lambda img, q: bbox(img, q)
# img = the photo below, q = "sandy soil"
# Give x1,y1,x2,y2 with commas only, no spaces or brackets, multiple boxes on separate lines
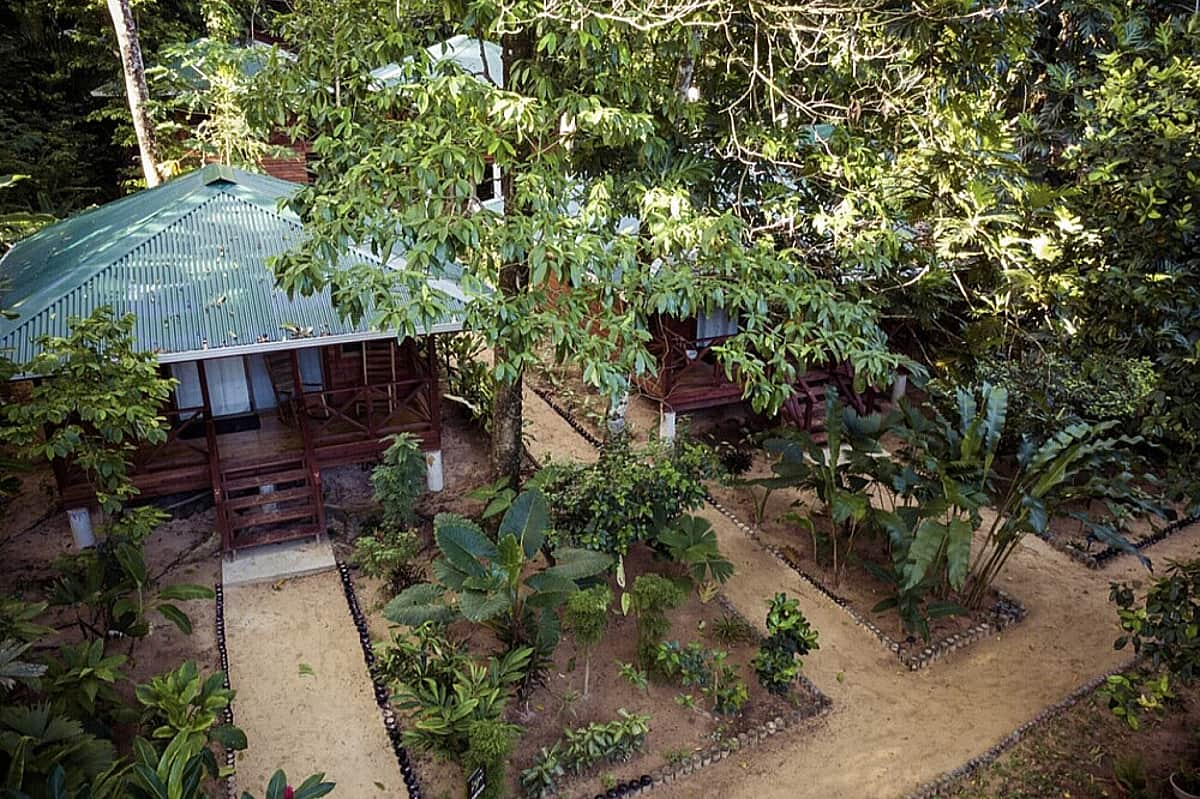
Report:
223,570,402,797
519,384,1200,799
0,466,221,687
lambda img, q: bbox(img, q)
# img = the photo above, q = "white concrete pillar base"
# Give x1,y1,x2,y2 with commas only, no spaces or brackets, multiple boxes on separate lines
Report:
659,409,677,442
425,449,445,492
67,507,95,549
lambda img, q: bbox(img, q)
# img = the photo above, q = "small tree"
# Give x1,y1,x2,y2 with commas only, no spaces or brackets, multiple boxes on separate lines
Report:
563,584,611,697
370,433,425,530
629,574,685,670
2,308,175,513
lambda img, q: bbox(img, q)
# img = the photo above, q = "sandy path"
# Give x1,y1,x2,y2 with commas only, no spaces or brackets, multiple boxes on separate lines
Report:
520,388,1200,798
224,571,402,797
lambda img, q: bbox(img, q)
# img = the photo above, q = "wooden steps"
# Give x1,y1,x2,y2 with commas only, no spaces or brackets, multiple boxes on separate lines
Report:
219,456,324,552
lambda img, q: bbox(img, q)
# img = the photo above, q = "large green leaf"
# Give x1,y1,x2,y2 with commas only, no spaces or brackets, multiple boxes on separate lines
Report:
524,571,579,608
383,583,457,626
457,590,511,623
902,519,948,592
543,548,612,581
434,514,495,577
945,517,973,590
498,489,549,559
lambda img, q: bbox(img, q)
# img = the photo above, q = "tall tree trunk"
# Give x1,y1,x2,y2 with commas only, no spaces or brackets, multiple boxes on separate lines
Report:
106,0,161,186
490,28,533,487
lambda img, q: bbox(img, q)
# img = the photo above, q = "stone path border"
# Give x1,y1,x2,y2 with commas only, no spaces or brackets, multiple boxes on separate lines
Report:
334,558,423,799
902,655,1140,798
214,583,237,799
527,384,1030,672
1033,513,1200,569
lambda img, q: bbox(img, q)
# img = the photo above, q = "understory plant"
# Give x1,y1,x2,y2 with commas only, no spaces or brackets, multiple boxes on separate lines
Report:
752,593,819,695
384,489,612,688
654,641,748,715
744,392,893,586
520,710,650,798
381,621,531,757
563,584,611,697
652,515,734,589
629,574,685,669
371,432,425,530
352,525,421,596
1103,558,1200,729
531,435,719,559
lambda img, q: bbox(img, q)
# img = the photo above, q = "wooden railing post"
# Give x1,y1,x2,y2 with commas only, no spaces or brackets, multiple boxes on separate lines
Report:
290,350,325,534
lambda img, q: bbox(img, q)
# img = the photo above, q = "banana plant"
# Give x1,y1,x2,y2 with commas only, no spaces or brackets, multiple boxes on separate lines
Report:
751,391,894,586
384,489,612,653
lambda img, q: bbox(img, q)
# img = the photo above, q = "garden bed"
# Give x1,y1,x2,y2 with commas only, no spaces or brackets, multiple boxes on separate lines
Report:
1036,498,1199,569
355,542,830,799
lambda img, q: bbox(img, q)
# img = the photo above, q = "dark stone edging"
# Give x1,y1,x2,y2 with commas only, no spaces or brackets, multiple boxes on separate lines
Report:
213,583,237,799
902,655,1140,798
528,384,1029,672
333,559,425,799
704,495,1029,672
1034,513,1200,569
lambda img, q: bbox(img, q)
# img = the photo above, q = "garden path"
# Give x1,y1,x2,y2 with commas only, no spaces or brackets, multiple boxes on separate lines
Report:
224,571,404,797
521,388,1200,799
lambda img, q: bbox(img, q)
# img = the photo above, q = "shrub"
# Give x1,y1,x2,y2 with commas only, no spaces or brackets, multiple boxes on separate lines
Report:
371,433,426,529
752,593,819,695
563,584,611,697
654,641,748,715
463,718,520,799
443,332,494,431
521,709,651,796
709,613,756,646
1104,558,1200,728
352,525,421,595
652,515,734,587
532,435,720,558
630,574,685,668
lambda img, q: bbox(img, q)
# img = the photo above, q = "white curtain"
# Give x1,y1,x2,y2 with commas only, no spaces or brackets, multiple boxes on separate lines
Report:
171,358,251,416
696,307,738,346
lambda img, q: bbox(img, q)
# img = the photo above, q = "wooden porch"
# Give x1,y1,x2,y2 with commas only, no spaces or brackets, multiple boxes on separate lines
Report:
638,313,878,431
58,337,441,553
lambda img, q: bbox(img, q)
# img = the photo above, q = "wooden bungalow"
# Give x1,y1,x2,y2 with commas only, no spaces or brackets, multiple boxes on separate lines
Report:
0,165,467,553
637,309,880,439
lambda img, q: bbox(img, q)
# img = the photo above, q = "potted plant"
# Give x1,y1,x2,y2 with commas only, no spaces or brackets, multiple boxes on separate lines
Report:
1171,767,1200,799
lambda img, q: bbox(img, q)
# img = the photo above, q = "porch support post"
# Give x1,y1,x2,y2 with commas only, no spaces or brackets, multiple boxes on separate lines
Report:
197,360,230,551
424,336,444,492
659,405,677,442
290,349,325,530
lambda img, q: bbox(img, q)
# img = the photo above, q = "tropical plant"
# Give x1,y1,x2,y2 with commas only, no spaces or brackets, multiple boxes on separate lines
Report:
531,436,719,559
0,599,53,644
134,660,242,749
519,743,564,799
616,661,647,693
653,515,734,588
521,707,651,795
242,771,336,799
563,584,611,697
384,489,611,659
352,525,421,596
467,476,519,521
443,332,494,432
1104,558,1200,728
747,392,894,586
42,640,130,727
50,507,215,641
752,593,819,696
389,640,531,758
653,641,747,715
1,308,177,513
709,613,756,646
371,432,425,530
629,574,685,669
0,639,46,693
0,703,119,795
462,718,519,799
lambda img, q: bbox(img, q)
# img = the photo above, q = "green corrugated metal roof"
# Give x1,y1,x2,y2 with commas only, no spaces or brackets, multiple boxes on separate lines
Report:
0,165,464,365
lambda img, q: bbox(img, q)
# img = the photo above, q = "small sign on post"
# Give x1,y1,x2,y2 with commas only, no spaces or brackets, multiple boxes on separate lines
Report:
467,767,486,799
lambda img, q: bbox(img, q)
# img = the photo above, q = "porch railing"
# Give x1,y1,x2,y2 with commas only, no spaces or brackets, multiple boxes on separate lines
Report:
301,377,436,448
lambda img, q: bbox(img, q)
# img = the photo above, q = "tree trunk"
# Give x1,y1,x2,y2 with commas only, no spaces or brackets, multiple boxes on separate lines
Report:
106,0,161,186
489,28,534,487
